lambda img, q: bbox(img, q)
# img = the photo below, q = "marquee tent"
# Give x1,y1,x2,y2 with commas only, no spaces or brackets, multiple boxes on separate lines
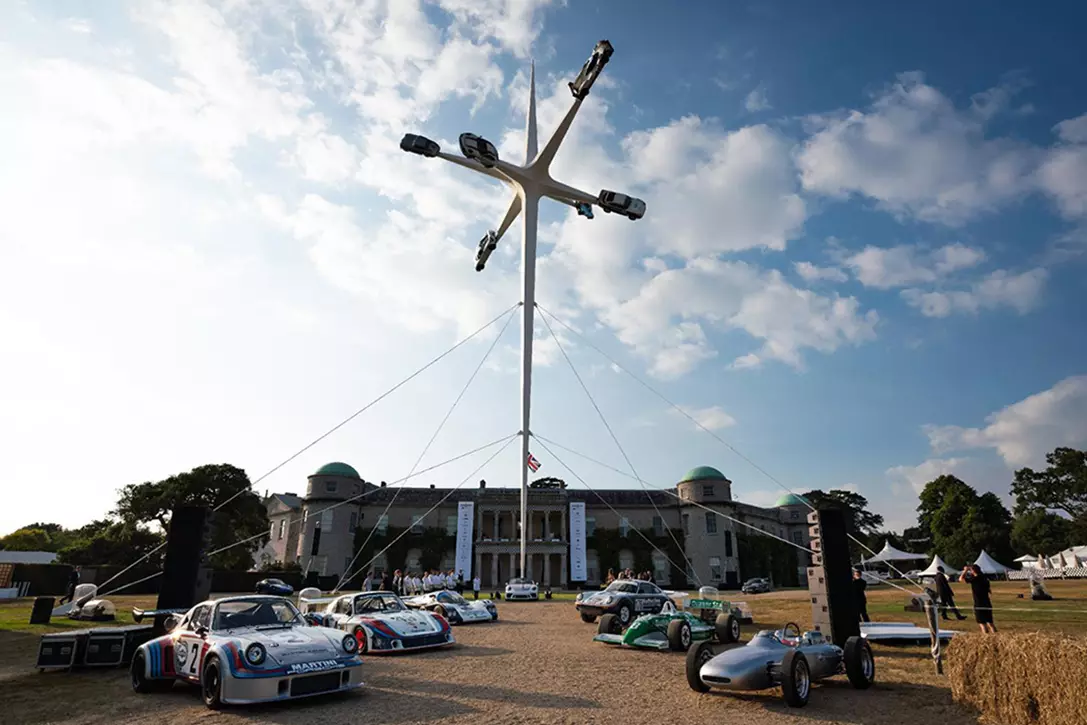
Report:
861,542,927,564
918,554,955,577
973,550,1011,575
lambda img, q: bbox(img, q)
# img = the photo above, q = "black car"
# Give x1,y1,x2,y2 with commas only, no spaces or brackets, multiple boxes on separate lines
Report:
255,578,294,596
575,580,672,628
400,133,440,157
569,40,614,99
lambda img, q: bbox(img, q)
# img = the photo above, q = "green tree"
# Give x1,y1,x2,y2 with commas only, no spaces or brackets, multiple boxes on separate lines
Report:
1011,509,1073,557
58,519,165,567
917,475,1013,565
1011,447,1087,519
115,463,268,570
0,527,55,551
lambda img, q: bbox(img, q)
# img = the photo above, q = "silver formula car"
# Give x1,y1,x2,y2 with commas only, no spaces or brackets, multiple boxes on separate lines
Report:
302,590,455,655
130,595,363,709
686,622,874,707
403,589,497,624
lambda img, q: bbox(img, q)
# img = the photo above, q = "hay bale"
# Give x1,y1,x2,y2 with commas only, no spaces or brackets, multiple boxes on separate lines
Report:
947,632,1087,725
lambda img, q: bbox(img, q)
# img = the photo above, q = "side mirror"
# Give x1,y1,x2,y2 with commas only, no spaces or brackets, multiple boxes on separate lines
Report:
163,614,181,632
195,625,209,637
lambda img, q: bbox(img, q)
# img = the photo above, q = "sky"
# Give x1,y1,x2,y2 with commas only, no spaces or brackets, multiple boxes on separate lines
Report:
2,0,1086,537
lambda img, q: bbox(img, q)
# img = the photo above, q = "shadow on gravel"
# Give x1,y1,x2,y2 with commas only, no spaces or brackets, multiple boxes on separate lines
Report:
228,688,469,724
447,644,514,657
375,674,601,710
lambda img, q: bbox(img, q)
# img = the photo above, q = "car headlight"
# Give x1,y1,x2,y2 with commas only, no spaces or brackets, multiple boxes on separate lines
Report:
342,635,358,653
244,643,266,666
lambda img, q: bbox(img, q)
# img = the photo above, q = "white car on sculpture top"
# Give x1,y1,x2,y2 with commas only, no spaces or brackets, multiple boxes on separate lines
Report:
458,133,499,168
403,590,498,624
300,590,454,655
597,190,646,220
505,578,539,601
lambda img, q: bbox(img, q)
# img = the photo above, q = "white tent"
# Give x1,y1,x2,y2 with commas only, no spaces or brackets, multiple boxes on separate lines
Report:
861,542,927,564
918,554,955,577
973,550,1011,575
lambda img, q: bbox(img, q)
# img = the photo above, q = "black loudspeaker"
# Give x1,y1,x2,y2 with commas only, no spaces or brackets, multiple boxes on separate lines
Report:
311,526,322,556
30,597,54,625
157,506,214,611
807,508,860,647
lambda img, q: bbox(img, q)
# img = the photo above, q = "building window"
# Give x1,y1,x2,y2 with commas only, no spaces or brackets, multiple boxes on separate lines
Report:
705,512,717,534
269,522,275,539
345,557,353,574
792,530,803,545
619,549,634,571
377,515,388,535
779,528,785,539
790,510,799,520
411,514,424,533
325,481,336,493
682,514,689,535
652,516,664,537
586,517,596,536
724,530,733,557
278,520,285,540
702,484,714,497
709,556,723,581
652,550,668,583
349,512,358,532
619,517,630,537
302,510,307,526
446,515,457,536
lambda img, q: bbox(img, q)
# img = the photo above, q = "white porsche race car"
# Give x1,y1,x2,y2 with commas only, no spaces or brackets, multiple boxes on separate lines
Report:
403,590,498,624
300,591,455,655
504,578,539,601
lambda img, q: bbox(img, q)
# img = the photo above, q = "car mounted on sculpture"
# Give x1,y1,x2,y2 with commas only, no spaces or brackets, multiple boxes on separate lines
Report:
575,579,674,627
597,190,646,220
255,578,294,596
686,622,875,708
404,590,497,624
741,577,772,594
300,590,455,655
569,40,614,99
400,133,440,157
504,578,539,601
459,133,499,168
129,595,363,710
476,230,498,271
593,598,742,651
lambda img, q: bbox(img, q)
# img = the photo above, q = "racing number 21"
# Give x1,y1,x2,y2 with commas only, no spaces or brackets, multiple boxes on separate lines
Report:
188,642,200,674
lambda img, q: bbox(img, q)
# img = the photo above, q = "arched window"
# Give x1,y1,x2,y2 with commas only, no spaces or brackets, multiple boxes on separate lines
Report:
440,550,455,571
406,548,422,572
651,550,669,583
586,550,600,584
619,549,634,571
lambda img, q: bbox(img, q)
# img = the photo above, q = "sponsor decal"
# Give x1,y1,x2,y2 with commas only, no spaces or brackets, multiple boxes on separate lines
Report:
689,599,725,610
287,660,343,675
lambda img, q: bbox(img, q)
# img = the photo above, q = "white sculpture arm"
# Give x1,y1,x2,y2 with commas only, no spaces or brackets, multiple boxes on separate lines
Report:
494,195,523,242
532,96,585,172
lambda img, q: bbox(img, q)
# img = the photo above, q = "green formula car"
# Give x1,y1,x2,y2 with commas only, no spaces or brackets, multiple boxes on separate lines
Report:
593,599,743,652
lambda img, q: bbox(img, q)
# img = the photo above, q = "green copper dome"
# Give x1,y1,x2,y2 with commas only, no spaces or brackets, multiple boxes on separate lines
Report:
312,462,360,479
680,466,727,483
775,493,809,507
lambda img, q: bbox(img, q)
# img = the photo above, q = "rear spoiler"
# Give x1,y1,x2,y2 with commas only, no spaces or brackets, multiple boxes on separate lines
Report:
132,607,188,624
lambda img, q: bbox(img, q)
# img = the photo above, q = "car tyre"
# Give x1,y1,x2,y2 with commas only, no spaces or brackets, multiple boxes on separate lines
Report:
716,613,741,644
667,619,692,652
685,641,714,693
579,611,597,624
844,636,875,689
131,651,169,693
598,613,621,635
616,602,633,628
781,650,810,708
201,656,224,710
352,625,369,654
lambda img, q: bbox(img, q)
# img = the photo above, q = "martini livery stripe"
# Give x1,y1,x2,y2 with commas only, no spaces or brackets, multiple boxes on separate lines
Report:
287,660,343,675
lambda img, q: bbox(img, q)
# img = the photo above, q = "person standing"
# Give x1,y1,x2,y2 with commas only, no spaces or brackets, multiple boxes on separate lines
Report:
59,566,81,605
392,569,403,596
472,574,481,600
852,568,870,623
457,570,465,593
963,564,997,633
934,566,967,620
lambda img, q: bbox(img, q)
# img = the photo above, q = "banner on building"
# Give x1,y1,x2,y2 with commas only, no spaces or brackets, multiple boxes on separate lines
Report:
569,501,587,581
455,501,475,579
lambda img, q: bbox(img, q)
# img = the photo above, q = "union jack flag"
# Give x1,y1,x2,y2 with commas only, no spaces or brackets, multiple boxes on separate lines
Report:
526,453,541,472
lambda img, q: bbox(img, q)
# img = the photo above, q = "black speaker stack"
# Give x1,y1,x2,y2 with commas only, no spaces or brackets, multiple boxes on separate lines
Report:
806,508,860,647
157,505,215,612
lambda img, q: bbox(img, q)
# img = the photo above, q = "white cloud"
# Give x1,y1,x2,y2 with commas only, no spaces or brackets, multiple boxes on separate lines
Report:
845,243,985,289
901,267,1047,317
798,72,1038,225
435,0,555,58
885,457,974,494
676,405,737,431
744,86,771,112
923,375,1087,469
795,261,848,283
1037,114,1087,220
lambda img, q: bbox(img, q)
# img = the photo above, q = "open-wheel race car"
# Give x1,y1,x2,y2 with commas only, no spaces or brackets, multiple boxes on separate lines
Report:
299,590,455,655
686,622,875,707
129,595,363,709
593,598,743,651
403,590,497,624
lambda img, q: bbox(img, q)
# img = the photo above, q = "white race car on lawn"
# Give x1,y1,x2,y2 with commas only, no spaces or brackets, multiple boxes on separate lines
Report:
300,590,454,655
504,578,539,601
404,590,498,624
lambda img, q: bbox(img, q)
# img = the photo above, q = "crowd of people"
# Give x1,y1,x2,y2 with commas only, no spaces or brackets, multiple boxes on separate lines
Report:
359,568,484,599
602,568,655,585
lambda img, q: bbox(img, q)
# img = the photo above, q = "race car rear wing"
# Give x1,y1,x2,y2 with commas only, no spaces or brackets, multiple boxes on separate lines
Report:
131,607,188,623
296,587,338,614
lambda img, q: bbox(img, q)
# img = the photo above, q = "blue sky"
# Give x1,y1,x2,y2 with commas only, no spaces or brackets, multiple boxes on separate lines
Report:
2,0,1085,537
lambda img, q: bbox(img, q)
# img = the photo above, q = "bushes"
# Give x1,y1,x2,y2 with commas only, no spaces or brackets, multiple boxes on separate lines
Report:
947,632,1087,725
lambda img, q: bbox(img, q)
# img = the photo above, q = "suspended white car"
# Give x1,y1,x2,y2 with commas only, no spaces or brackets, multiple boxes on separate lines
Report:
569,40,614,99
475,230,498,272
459,133,499,168
598,190,646,220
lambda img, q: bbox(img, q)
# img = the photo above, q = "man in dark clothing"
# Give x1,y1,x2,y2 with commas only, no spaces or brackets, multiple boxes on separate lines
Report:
934,566,968,620
852,568,870,622
59,566,80,605
963,564,997,633
392,569,403,596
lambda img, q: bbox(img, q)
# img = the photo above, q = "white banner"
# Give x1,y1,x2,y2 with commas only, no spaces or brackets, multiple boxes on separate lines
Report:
569,502,587,581
455,501,475,579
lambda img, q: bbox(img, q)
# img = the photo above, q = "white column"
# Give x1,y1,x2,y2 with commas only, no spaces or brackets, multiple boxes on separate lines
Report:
490,554,498,588
560,552,567,588
543,512,549,541
493,511,500,540
519,190,539,579
561,508,567,542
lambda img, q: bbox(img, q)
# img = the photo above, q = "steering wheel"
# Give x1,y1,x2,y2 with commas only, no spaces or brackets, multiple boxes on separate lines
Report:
781,622,801,640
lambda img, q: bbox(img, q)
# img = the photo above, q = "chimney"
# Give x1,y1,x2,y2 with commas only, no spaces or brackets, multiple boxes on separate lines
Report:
429,484,435,489
380,481,387,488
479,479,486,489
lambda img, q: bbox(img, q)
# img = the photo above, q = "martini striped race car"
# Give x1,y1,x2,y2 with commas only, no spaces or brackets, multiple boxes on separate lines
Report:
130,595,363,709
301,591,455,654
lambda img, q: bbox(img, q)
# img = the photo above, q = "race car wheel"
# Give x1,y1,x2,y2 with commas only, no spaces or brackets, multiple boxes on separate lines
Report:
616,602,633,627
667,619,692,651
844,636,875,689
353,625,369,654
201,656,224,710
579,611,597,624
130,651,161,693
781,650,810,708
598,613,621,635
716,613,740,644
685,641,714,693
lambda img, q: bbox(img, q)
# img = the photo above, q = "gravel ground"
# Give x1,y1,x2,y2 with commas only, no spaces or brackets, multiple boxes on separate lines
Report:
2,601,981,725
